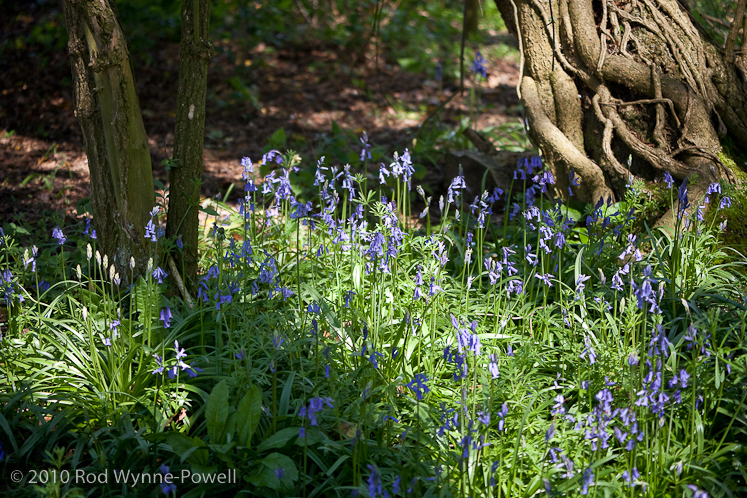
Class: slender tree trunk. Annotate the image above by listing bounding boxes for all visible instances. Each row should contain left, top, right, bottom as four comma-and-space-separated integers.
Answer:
166, 0, 213, 293
63, 0, 155, 283
464, 0, 481, 37
493, 0, 747, 225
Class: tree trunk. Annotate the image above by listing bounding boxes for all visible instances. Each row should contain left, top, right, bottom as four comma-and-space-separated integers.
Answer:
62, 0, 155, 283
166, 0, 213, 293
464, 0, 481, 37
493, 0, 747, 224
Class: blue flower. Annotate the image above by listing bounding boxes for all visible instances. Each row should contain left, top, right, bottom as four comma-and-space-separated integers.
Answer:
160, 307, 172, 328
488, 353, 500, 379
152, 266, 168, 284
367, 465, 383, 498
407, 374, 430, 400
299, 397, 334, 426
720, 196, 732, 209
470, 51, 487, 79
663, 171, 674, 188
52, 227, 66, 245
580, 468, 594, 495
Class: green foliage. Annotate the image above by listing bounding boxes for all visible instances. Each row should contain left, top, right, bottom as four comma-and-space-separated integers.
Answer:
2, 145, 747, 497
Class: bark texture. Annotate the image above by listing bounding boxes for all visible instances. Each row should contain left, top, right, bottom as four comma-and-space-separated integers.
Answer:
63, 0, 155, 283
493, 0, 747, 223
166, 0, 214, 292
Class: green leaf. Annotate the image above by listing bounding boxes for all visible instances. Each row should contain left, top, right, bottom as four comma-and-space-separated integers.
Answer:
245, 453, 298, 490
165, 433, 209, 467
206, 380, 230, 444
236, 384, 262, 447
269, 127, 287, 148
200, 207, 219, 216
256, 427, 299, 452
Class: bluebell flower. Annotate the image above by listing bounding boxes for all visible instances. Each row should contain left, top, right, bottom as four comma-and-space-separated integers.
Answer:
687, 485, 709, 498
497, 403, 509, 431
407, 374, 430, 400
367, 465, 384, 498
580, 468, 594, 495
299, 397, 334, 426
470, 51, 487, 78
663, 171, 674, 188
580, 336, 597, 364
435, 60, 442, 81
152, 266, 168, 284
545, 422, 555, 442
622, 468, 640, 487
534, 273, 553, 287
52, 227, 66, 245
720, 196, 732, 209
160, 307, 172, 328
160, 464, 177, 494
568, 168, 580, 196
275, 468, 284, 480
488, 353, 500, 379
152, 354, 164, 375
360, 133, 371, 161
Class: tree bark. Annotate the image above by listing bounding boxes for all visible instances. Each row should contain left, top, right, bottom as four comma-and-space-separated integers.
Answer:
62, 0, 155, 283
492, 0, 746, 225
166, 0, 213, 293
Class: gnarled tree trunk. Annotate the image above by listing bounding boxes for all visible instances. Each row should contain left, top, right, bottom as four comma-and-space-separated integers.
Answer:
63, 0, 155, 283
493, 0, 747, 224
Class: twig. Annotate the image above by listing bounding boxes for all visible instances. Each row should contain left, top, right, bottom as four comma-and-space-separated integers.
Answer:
168, 255, 194, 309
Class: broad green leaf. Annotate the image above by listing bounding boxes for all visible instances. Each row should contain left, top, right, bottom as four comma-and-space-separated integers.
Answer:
245, 453, 298, 490
269, 127, 286, 147
236, 384, 262, 447
206, 380, 230, 444
165, 433, 209, 467
257, 427, 299, 452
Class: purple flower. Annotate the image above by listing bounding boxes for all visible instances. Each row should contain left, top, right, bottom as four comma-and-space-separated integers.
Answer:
407, 374, 430, 400
545, 422, 555, 442
470, 51, 487, 79
299, 397, 334, 426
488, 353, 500, 379
534, 273, 553, 287
568, 168, 580, 196
580, 468, 594, 495
687, 485, 709, 498
663, 171, 674, 188
152, 353, 164, 375
367, 465, 383, 498
720, 196, 732, 209
497, 403, 509, 431
152, 266, 168, 284
52, 227, 66, 245
578, 337, 598, 366
160, 307, 172, 328
622, 468, 640, 487
160, 464, 176, 494
274, 468, 284, 480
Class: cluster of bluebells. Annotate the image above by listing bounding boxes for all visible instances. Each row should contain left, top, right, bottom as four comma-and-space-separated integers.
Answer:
152, 340, 202, 379
298, 396, 334, 427
0, 269, 23, 306
546, 319, 707, 494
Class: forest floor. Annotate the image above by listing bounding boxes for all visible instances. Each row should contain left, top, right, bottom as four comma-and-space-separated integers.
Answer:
0, 4, 522, 230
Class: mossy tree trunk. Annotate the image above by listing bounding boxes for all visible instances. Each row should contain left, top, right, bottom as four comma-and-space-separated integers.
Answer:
166, 0, 214, 293
62, 0, 155, 283
493, 0, 747, 224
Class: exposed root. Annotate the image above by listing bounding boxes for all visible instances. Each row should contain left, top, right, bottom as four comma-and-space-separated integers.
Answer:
522, 75, 614, 204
